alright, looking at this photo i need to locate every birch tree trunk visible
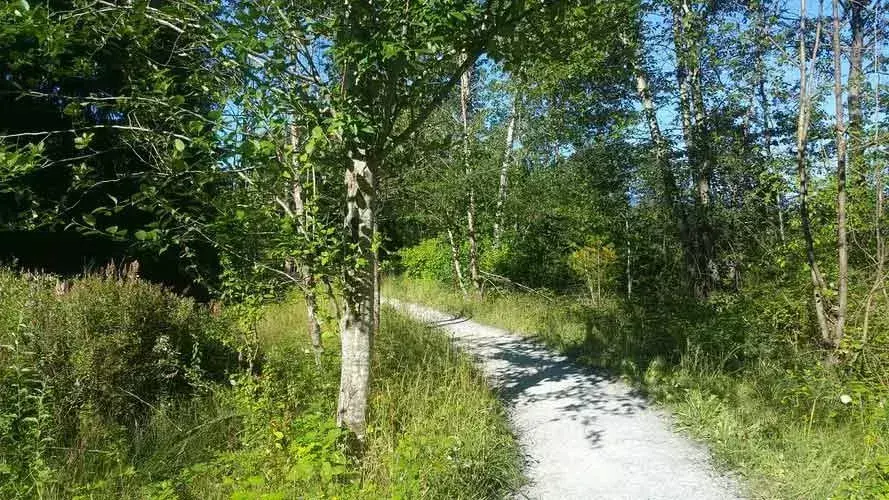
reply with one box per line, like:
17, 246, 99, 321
672, 6, 695, 161
626, 218, 632, 299
796, 0, 832, 342
337, 147, 376, 439
633, 50, 693, 285
447, 227, 468, 296
287, 123, 323, 361
634, 61, 676, 213
848, 0, 867, 186
831, 0, 849, 350
494, 97, 517, 245
672, 2, 714, 296
460, 53, 481, 293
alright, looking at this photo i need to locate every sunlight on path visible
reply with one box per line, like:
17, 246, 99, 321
386, 299, 744, 500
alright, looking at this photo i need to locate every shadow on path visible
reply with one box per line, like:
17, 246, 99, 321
442, 315, 648, 449
387, 298, 744, 500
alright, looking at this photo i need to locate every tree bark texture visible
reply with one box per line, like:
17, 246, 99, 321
448, 227, 468, 296
795, 0, 832, 342
671, 2, 715, 296
287, 123, 323, 361
848, 0, 867, 186
831, 0, 849, 349
337, 148, 376, 439
494, 97, 517, 245
460, 54, 481, 293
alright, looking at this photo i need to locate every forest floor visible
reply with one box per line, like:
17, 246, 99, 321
387, 298, 745, 500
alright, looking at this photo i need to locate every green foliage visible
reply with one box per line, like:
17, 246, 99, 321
567, 239, 618, 303
397, 237, 455, 282
0, 269, 240, 498
134, 298, 522, 499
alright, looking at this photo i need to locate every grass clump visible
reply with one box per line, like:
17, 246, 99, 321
385, 275, 889, 499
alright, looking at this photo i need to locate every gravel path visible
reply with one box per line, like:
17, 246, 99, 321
387, 299, 744, 500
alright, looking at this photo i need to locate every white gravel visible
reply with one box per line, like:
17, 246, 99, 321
387, 298, 745, 500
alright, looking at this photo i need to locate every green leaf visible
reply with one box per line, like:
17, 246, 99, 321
74, 132, 94, 150
174, 139, 186, 152
134, 230, 149, 241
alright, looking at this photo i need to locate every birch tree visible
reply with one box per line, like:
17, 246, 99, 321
831, 0, 849, 350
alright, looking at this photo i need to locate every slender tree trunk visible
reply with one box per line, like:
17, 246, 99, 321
304, 276, 323, 364
287, 123, 323, 360
634, 62, 675, 210
832, 0, 849, 350
691, 75, 711, 207
337, 148, 375, 439
672, 6, 695, 164
460, 54, 481, 293
633, 52, 693, 286
447, 228, 468, 297
672, 1, 714, 296
626, 218, 632, 299
849, 0, 867, 186
494, 97, 517, 245
796, 0, 832, 342
323, 276, 342, 322
373, 254, 380, 336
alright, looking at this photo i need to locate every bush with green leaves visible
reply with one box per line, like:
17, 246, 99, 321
397, 237, 455, 282
0, 269, 239, 497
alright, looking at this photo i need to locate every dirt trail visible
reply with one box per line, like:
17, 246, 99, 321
387, 299, 744, 500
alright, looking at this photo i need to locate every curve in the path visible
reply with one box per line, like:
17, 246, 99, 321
387, 299, 744, 500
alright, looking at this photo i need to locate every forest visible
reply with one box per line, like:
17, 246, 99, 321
1, 0, 888, 498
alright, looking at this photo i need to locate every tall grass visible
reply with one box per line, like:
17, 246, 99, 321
200, 295, 524, 498
1, 270, 522, 498
385, 275, 889, 499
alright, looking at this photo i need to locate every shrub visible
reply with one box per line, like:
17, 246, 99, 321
0, 269, 239, 497
397, 237, 454, 282
567, 238, 617, 304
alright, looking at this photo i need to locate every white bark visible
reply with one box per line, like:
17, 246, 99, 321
337, 149, 375, 439
460, 53, 481, 293
287, 123, 322, 361
832, 0, 849, 348
494, 97, 517, 245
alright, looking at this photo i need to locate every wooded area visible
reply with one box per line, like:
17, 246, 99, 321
2, 0, 889, 497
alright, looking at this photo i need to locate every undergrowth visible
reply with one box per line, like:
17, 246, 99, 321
385, 275, 889, 499
0, 269, 522, 498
